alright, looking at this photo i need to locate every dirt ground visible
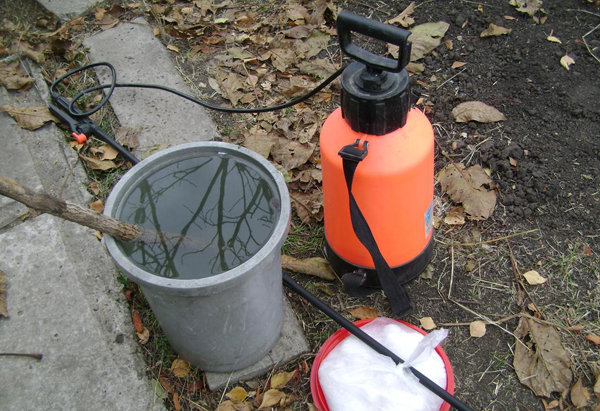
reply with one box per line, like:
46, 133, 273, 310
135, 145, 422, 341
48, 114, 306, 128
2, 0, 600, 410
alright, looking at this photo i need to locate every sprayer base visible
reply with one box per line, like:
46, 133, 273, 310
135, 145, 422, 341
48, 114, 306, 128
324, 235, 434, 293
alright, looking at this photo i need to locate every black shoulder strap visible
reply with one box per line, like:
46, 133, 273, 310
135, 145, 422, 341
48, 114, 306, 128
339, 140, 412, 317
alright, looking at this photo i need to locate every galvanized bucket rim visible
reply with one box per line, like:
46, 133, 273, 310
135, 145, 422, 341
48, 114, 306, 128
103, 141, 291, 291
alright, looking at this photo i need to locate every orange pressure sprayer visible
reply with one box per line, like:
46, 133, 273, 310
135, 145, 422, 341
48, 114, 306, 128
321, 11, 434, 316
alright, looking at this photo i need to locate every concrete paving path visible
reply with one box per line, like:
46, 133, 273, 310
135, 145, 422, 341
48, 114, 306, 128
0, 61, 167, 411
1, 3, 310, 408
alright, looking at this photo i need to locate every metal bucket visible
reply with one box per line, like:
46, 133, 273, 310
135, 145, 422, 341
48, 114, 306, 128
104, 142, 290, 372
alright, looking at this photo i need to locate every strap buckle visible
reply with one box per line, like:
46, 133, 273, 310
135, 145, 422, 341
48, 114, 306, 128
338, 139, 369, 162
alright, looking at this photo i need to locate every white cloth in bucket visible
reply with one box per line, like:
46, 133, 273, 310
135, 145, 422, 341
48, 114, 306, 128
318, 318, 448, 411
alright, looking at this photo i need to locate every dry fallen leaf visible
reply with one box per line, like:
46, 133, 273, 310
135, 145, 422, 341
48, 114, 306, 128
571, 378, 591, 408
215, 400, 236, 411
444, 206, 466, 225
271, 139, 315, 170
438, 163, 497, 220
510, 0, 544, 17
513, 317, 573, 397
81, 156, 118, 171
419, 317, 436, 330
470, 321, 487, 338
391, 21, 449, 61
560, 55, 575, 71
348, 306, 378, 320
171, 358, 191, 378
0, 270, 8, 317
259, 389, 286, 409
271, 371, 296, 389
452, 101, 507, 123
523, 270, 547, 285
89, 200, 104, 213
586, 334, 600, 345
0, 105, 58, 130
136, 326, 150, 344
167, 44, 180, 53
451, 61, 467, 69
387, 2, 415, 28
281, 255, 335, 280
0, 62, 35, 91
226, 386, 248, 403
480, 23, 512, 37
132, 311, 144, 333
242, 127, 276, 158
547, 35, 562, 44
173, 392, 182, 411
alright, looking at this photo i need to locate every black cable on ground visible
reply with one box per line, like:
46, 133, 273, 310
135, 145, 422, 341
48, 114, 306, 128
50, 62, 345, 118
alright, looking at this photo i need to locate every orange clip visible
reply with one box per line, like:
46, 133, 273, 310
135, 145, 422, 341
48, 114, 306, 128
71, 132, 87, 144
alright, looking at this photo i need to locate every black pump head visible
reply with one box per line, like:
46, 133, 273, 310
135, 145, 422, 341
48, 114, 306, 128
337, 11, 413, 135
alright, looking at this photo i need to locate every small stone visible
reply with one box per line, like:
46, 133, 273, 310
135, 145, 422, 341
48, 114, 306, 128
115, 333, 125, 344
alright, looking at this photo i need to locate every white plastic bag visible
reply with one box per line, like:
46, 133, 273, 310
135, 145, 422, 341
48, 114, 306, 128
318, 318, 449, 411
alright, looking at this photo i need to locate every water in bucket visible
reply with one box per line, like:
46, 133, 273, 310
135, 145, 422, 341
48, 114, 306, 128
116, 152, 280, 279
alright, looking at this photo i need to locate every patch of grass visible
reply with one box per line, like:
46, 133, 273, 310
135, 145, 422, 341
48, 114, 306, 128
282, 217, 324, 258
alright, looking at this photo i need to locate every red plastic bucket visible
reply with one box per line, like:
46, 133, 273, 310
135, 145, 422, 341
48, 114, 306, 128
310, 318, 455, 411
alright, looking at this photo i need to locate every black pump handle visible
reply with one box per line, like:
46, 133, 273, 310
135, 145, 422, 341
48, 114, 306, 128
337, 10, 412, 73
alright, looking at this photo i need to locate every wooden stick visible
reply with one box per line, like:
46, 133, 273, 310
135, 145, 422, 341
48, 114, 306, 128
0, 176, 140, 242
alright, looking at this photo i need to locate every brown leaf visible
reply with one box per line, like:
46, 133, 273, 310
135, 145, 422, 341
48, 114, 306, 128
215, 400, 236, 411
523, 270, 547, 285
281, 255, 335, 280
480, 23, 512, 37
173, 392, 182, 410
258, 389, 286, 409
470, 320, 487, 337
89, 200, 105, 213
270, 48, 296, 72
81, 156, 118, 171
0, 105, 58, 130
444, 206, 466, 225
171, 358, 191, 378
219, 72, 245, 105
271, 139, 314, 170
513, 317, 573, 397
405, 22, 450, 61
242, 126, 276, 158
226, 386, 248, 402
438, 163, 497, 220
0, 270, 8, 317
560, 55, 575, 71
132, 311, 144, 333
159, 377, 175, 394
136, 326, 150, 344
419, 317, 436, 330
452, 101, 507, 123
451, 61, 467, 69
571, 378, 591, 408
88, 181, 101, 196
283, 25, 312, 39
98, 12, 119, 30
186, 380, 204, 393
297, 58, 337, 78
0, 62, 35, 91
271, 370, 296, 389
98, 145, 120, 160
348, 306, 378, 320
10, 41, 46, 63
387, 2, 415, 28
586, 334, 600, 345
290, 190, 323, 223
510, 0, 543, 17
167, 45, 180, 53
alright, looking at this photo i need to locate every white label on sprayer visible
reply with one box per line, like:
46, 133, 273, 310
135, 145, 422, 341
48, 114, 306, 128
424, 201, 433, 238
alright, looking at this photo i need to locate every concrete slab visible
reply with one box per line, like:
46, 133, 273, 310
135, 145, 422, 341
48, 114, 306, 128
37, 0, 101, 21
83, 18, 218, 158
0, 215, 165, 411
205, 298, 310, 391
0, 61, 166, 411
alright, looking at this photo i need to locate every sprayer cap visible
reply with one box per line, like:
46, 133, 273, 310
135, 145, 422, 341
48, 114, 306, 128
341, 62, 411, 136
